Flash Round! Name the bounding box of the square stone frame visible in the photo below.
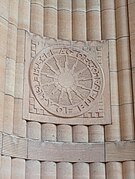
[23,33,111,125]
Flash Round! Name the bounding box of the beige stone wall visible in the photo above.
[0,0,135,178]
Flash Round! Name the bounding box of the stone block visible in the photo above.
[110,72,119,105]
[122,161,135,179]
[106,162,123,179]
[101,0,115,10]
[130,35,135,68]
[27,122,41,140]
[58,10,72,40]
[5,58,16,96]
[0,0,9,20]
[115,0,127,8]
[16,30,26,63]
[72,12,86,40]
[13,99,26,137]
[117,37,131,71]
[105,105,120,141]
[90,163,105,179]
[89,125,104,142]
[128,3,135,35]
[44,0,57,8]
[28,140,104,162]
[86,0,100,11]
[2,134,27,158]
[26,160,40,179]
[41,162,56,179]
[24,38,111,125]
[18,0,30,30]
[0,57,5,93]
[120,103,134,140]
[3,95,14,134]
[73,163,89,179]
[57,125,72,142]
[87,11,101,40]
[0,17,8,58]
[44,8,57,38]
[58,0,72,10]
[116,6,129,38]
[42,123,56,141]
[9,0,19,25]
[0,92,4,131]
[0,156,11,179]
[128,0,135,4]
[7,24,17,60]
[106,141,135,161]
[73,125,88,143]
[73,0,86,11]
[11,158,25,179]
[118,70,133,105]
[0,132,2,152]
[108,40,117,71]
[101,10,116,39]
[30,3,43,36]
[14,63,24,98]
[57,162,73,179]
[31,0,44,6]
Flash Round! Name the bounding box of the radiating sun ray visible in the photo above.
[66,89,73,105]
[58,89,63,103]
[75,67,88,75]
[71,59,78,73]
[64,55,69,71]
[45,62,59,75]
[53,56,63,73]
[42,81,55,87]
[51,84,59,95]
[76,84,91,91]
[41,72,56,79]
[71,87,84,100]
[78,77,92,81]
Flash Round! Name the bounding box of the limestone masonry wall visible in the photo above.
[0,0,135,178]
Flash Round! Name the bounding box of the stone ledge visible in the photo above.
[0,132,135,162]
[2,133,27,159]
[105,140,135,162]
[28,140,104,162]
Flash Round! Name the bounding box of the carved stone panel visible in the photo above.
[23,34,111,125]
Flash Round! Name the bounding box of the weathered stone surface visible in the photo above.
[11,158,25,179]
[90,163,106,179]
[106,162,123,179]
[28,140,104,162]
[2,134,27,158]
[0,1,135,178]
[23,37,111,125]
[106,141,135,162]
[41,161,56,179]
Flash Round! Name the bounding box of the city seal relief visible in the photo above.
[30,45,104,117]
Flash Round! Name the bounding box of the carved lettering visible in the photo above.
[30,46,104,117]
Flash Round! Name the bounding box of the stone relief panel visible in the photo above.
[23,34,111,125]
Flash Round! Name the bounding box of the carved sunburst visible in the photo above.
[40,54,93,106]
[30,46,103,117]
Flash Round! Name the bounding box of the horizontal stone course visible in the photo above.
[0,132,135,163]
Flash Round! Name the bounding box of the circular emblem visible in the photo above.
[30,46,104,117]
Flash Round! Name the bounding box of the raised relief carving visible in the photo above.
[23,35,111,125]
[30,46,104,117]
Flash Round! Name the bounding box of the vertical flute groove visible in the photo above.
[58,0,72,40]
[116,0,134,140]
[44,0,57,38]
[30,0,44,36]
[86,0,101,40]
[72,0,86,40]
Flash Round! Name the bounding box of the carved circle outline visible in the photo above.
[29,45,104,118]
